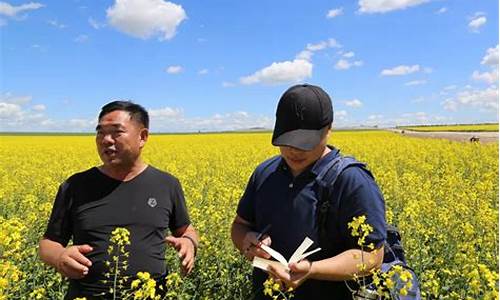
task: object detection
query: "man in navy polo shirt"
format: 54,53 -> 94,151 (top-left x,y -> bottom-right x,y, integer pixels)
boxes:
231,84 -> 386,299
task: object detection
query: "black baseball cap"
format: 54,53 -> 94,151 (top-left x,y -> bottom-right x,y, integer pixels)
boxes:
272,84 -> 333,151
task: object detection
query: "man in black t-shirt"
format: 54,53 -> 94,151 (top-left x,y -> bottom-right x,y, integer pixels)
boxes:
39,101 -> 199,299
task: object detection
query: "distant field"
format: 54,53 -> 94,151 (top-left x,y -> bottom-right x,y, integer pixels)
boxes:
400,123 -> 498,132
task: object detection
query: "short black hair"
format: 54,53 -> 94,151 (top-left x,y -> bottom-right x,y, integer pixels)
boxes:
98,101 -> 149,129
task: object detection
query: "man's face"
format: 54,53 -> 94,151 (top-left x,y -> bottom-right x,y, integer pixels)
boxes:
279,129 -> 329,176
95,110 -> 148,169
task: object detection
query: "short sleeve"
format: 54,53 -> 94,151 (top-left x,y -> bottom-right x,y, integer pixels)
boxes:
236,171 -> 257,224
336,167 -> 387,249
43,181 -> 73,246
168,178 -> 191,231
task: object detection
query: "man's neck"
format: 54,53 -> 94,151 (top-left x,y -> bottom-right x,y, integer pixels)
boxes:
99,161 -> 148,181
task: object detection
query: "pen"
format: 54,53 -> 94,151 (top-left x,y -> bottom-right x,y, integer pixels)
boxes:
244,224 -> 272,254
255,224 -> 272,243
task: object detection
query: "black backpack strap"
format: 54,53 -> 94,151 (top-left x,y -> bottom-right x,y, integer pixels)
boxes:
315,155 -> 368,248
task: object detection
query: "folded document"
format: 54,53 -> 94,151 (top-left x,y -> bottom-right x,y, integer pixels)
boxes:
252,237 -> 321,272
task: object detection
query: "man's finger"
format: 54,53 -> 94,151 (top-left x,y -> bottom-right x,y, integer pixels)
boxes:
268,265 -> 290,281
254,247 -> 271,259
178,245 -> 188,258
182,253 -> 193,267
165,236 -> 180,246
62,257 -> 89,274
76,244 -> 93,254
70,251 -> 92,267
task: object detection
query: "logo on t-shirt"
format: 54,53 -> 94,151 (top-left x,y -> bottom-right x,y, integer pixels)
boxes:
147,197 -> 157,208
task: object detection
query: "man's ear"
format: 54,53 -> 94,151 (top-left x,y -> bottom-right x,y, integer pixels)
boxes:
139,128 -> 149,148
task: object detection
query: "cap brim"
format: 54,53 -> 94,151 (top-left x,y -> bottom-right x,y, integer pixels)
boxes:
272,128 -> 323,151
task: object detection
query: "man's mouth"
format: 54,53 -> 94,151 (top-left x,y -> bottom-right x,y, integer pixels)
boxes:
104,149 -> 117,156
288,157 -> 305,164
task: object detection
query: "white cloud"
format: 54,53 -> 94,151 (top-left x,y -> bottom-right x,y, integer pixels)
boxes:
306,39 -> 341,52
471,45 -> 499,84
68,118 -> 95,129
327,8 -> 343,19
0,102 -> 23,119
468,15 -> 487,32
353,61 -> 363,67
411,97 -> 425,103
106,0 -> 187,41
32,104 -> 46,111
397,112 -> 432,124
296,38 -> 341,62
472,70 -> 499,84
435,7 -> 447,14
381,64 -> 420,76
222,81 -> 235,88
239,38 -> 339,86
149,106 -> 183,119
198,69 -> 208,75
88,17 -> 105,29
335,59 -> 350,70
368,114 -> 383,120
296,50 -> 313,61
344,99 -> 363,108
0,92 -> 32,104
481,45 -> 499,66
74,34 -> 89,43
335,59 -> 363,70
240,59 -> 312,85
48,20 -> 66,29
0,2 -> 44,17
165,65 -> 183,74
405,80 -> 427,86
148,109 -> 274,132
343,51 -> 355,58
358,0 -> 430,14
334,110 -> 347,121
442,86 -> 499,112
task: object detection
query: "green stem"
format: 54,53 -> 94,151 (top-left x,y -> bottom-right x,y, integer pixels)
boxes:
113,254 -> 119,300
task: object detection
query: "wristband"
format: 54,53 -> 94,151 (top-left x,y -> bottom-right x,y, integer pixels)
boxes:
181,236 -> 198,256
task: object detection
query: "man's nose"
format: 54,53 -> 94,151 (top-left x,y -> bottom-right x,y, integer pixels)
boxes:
101,133 -> 115,145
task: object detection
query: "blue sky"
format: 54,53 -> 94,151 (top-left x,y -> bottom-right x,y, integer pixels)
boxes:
1,0 -> 498,132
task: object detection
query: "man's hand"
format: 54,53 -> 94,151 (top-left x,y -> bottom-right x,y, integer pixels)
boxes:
56,245 -> 93,279
267,259 -> 312,290
242,231 -> 272,261
165,236 -> 195,276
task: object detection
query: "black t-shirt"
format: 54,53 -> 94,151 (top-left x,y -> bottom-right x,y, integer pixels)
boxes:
44,165 -> 190,297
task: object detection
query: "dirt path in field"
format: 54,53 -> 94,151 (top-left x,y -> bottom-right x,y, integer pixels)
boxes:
387,129 -> 499,143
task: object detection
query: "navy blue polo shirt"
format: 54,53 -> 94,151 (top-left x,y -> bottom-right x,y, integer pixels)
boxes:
237,146 -> 386,300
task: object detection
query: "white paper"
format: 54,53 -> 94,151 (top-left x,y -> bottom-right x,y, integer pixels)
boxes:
251,236 -> 321,272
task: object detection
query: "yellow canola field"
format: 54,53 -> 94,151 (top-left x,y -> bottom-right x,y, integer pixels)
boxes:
0,131 -> 498,299
401,124 -> 499,132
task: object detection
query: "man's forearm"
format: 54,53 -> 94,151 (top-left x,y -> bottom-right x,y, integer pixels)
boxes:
231,219 -> 252,252
39,238 -> 65,269
309,247 -> 384,281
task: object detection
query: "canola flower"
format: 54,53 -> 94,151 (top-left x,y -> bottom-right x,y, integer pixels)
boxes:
0,131 -> 497,299
348,215 -> 415,299
263,276 -> 294,300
